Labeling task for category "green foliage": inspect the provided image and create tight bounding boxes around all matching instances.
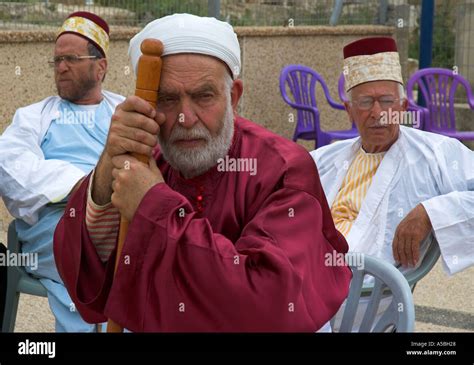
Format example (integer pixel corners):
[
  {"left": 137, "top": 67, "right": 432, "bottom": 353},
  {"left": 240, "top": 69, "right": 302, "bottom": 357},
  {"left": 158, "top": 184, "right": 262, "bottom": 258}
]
[
  {"left": 94, "top": 0, "right": 207, "bottom": 25},
  {"left": 227, "top": 2, "right": 378, "bottom": 27},
  {"left": 408, "top": 1, "right": 455, "bottom": 68},
  {"left": 431, "top": 2, "right": 455, "bottom": 68}
]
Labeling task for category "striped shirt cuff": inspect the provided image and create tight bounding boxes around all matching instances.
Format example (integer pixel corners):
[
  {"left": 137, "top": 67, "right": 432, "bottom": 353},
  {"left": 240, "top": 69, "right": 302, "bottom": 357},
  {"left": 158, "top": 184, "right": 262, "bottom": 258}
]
[{"left": 86, "top": 169, "right": 119, "bottom": 262}]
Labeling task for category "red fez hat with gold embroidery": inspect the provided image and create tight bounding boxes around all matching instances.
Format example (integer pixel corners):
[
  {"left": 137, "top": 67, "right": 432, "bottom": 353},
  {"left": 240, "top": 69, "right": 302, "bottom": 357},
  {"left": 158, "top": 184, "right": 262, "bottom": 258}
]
[
  {"left": 57, "top": 11, "right": 110, "bottom": 57},
  {"left": 343, "top": 37, "right": 403, "bottom": 92}
]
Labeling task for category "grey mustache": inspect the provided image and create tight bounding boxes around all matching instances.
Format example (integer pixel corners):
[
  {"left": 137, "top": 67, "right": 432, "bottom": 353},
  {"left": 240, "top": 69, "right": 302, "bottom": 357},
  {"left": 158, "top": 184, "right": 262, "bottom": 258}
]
[{"left": 169, "top": 125, "right": 211, "bottom": 143}]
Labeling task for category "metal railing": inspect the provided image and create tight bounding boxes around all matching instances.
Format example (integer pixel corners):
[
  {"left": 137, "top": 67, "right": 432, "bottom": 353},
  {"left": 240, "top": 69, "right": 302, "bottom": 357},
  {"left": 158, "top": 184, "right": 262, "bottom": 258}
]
[
  {"left": 0, "top": 0, "right": 405, "bottom": 29},
  {"left": 0, "top": 0, "right": 471, "bottom": 93}
]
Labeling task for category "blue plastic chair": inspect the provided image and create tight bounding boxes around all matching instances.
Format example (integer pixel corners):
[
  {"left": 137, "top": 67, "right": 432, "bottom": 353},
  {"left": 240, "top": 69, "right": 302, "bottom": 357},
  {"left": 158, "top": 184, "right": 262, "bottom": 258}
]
[
  {"left": 2, "top": 220, "right": 47, "bottom": 332},
  {"left": 333, "top": 252, "right": 415, "bottom": 332},
  {"left": 279, "top": 65, "right": 358, "bottom": 148}
]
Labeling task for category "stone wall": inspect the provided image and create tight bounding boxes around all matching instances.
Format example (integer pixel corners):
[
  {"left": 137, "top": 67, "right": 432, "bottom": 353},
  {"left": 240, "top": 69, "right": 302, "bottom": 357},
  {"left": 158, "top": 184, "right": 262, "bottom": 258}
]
[
  {"left": 237, "top": 26, "right": 397, "bottom": 141},
  {"left": 0, "top": 25, "right": 397, "bottom": 237}
]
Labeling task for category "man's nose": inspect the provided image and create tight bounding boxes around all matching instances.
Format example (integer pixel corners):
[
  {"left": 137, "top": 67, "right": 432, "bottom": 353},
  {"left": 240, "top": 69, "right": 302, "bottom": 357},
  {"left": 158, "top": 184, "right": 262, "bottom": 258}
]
[
  {"left": 56, "top": 60, "right": 69, "bottom": 73},
  {"left": 177, "top": 99, "right": 199, "bottom": 129},
  {"left": 370, "top": 100, "right": 383, "bottom": 119}
]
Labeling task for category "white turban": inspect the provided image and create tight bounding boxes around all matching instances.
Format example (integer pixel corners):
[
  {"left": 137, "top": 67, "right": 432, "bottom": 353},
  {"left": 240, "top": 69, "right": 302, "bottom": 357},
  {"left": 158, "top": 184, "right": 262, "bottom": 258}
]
[{"left": 128, "top": 13, "right": 241, "bottom": 79}]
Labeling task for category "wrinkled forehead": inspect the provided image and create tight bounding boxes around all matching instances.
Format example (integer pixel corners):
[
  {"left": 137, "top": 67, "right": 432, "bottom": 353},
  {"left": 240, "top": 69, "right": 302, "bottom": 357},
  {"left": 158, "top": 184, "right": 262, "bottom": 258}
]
[
  {"left": 163, "top": 53, "right": 232, "bottom": 75},
  {"left": 160, "top": 53, "right": 230, "bottom": 89},
  {"left": 55, "top": 33, "right": 89, "bottom": 54}
]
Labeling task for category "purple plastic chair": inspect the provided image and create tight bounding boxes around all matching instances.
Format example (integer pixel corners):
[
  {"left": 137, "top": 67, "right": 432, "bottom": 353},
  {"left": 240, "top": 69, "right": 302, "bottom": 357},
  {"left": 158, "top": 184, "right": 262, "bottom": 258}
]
[
  {"left": 407, "top": 68, "right": 474, "bottom": 140},
  {"left": 338, "top": 72, "right": 349, "bottom": 103},
  {"left": 279, "top": 65, "right": 358, "bottom": 148}
]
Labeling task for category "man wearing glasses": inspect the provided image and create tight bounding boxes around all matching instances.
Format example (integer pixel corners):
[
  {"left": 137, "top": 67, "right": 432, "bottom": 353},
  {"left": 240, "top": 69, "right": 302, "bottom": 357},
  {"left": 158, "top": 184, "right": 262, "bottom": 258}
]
[
  {"left": 0, "top": 11, "right": 123, "bottom": 331},
  {"left": 311, "top": 37, "right": 474, "bottom": 330}
]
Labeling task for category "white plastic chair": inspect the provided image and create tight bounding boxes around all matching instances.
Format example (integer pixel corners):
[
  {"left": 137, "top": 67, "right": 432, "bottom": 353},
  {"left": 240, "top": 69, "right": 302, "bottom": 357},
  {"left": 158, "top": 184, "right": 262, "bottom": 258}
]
[
  {"left": 403, "top": 234, "right": 440, "bottom": 292},
  {"left": 2, "top": 220, "right": 47, "bottom": 332},
  {"left": 333, "top": 252, "right": 415, "bottom": 332}
]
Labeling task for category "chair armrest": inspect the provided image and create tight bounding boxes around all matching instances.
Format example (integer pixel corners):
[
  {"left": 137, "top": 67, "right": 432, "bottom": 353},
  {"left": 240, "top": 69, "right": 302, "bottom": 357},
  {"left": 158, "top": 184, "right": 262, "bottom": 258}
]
[
  {"left": 361, "top": 235, "right": 440, "bottom": 296},
  {"left": 407, "top": 100, "right": 428, "bottom": 114},
  {"left": 280, "top": 98, "right": 320, "bottom": 118},
  {"left": 326, "top": 97, "right": 345, "bottom": 111},
  {"left": 404, "top": 236, "right": 440, "bottom": 287},
  {"left": 407, "top": 102, "right": 428, "bottom": 129}
]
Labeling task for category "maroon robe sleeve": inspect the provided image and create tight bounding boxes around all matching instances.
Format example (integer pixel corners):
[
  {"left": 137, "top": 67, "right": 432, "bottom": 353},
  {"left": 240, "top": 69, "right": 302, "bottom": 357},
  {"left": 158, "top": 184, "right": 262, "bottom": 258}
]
[
  {"left": 55, "top": 170, "right": 351, "bottom": 331},
  {"left": 54, "top": 174, "right": 117, "bottom": 324}
]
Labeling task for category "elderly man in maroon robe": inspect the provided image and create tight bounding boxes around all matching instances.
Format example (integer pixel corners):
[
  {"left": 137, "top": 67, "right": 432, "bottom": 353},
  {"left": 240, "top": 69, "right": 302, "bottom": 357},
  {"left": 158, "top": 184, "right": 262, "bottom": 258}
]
[{"left": 54, "top": 13, "right": 351, "bottom": 332}]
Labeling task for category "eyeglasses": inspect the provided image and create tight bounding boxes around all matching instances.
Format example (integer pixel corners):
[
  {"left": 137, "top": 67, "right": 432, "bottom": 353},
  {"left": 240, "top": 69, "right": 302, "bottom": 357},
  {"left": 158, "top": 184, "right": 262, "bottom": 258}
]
[
  {"left": 48, "top": 54, "right": 97, "bottom": 68},
  {"left": 351, "top": 96, "right": 402, "bottom": 111}
]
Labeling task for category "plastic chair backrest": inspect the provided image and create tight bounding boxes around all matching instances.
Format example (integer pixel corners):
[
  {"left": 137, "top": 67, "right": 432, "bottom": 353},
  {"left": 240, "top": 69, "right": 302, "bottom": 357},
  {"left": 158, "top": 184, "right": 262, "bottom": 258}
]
[
  {"left": 7, "top": 221, "right": 46, "bottom": 297},
  {"left": 338, "top": 72, "right": 349, "bottom": 103},
  {"left": 279, "top": 65, "right": 344, "bottom": 136},
  {"left": 406, "top": 67, "right": 474, "bottom": 133},
  {"left": 336, "top": 252, "right": 415, "bottom": 332},
  {"left": 2, "top": 221, "right": 47, "bottom": 332},
  {"left": 337, "top": 72, "right": 361, "bottom": 130}
]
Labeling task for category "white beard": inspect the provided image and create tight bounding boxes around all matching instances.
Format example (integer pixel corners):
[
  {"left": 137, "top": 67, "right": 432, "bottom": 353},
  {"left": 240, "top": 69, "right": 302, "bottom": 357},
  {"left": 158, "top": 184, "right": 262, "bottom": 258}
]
[{"left": 158, "top": 99, "right": 235, "bottom": 179}]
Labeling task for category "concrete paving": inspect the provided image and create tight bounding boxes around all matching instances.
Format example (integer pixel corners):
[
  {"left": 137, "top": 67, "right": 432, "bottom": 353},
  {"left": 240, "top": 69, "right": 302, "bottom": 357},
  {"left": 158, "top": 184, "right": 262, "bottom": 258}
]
[{"left": 413, "top": 261, "right": 474, "bottom": 332}]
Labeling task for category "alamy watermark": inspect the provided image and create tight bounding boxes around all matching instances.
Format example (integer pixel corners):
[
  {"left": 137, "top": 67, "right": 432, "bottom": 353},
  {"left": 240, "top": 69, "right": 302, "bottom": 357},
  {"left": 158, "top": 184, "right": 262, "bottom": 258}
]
[
  {"left": 55, "top": 109, "right": 95, "bottom": 129},
  {"left": 325, "top": 250, "right": 364, "bottom": 271},
  {"left": 380, "top": 109, "right": 421, "bottom": 128},
  {"left": 18, "top": 339, "right": 55, "bottom": 358},
  {"left": 0, "top": 248, "right": 38, "bottom": 271},
  {"left": 217, "top": 155, "right": 257, "bottom": 176}
]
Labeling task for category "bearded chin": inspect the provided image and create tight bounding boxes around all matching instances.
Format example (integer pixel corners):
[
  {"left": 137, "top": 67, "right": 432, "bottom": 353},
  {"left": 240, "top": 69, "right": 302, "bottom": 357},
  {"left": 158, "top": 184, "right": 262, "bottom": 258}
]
[{"left": 158, "top": 101, "right": 235, "bottom": 179}]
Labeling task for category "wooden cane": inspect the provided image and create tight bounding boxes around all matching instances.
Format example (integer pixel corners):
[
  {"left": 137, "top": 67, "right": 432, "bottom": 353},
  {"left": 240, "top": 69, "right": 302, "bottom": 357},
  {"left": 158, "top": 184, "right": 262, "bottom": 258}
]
[{"left": 107, "top": 39, "right": 164, "bottom": 333}]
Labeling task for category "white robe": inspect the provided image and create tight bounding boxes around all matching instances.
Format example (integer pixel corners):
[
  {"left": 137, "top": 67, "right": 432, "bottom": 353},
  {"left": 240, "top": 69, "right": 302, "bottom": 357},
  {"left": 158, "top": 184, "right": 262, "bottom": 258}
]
[
  {"left": 0, "top": 91, "right": 124, "bottom": 226},
  {"left": 311, "top": 126, "right": 474, "bottom": 276}
]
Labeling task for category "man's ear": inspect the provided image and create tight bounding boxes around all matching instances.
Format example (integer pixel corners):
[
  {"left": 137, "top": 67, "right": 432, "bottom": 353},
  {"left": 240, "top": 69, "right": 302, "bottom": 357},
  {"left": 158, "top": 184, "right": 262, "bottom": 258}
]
[
  {"left": 401, "top": 97, "right": 408, "bottom": 111},
  {"left": 344, "top": 101, "right": 354, "bottom": 122},
  {"left": 230, "top": 79, "right": 243, "bottom": 112},
  {"left": 97, "top": 58, "right": 108, "bottom": 82}
]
